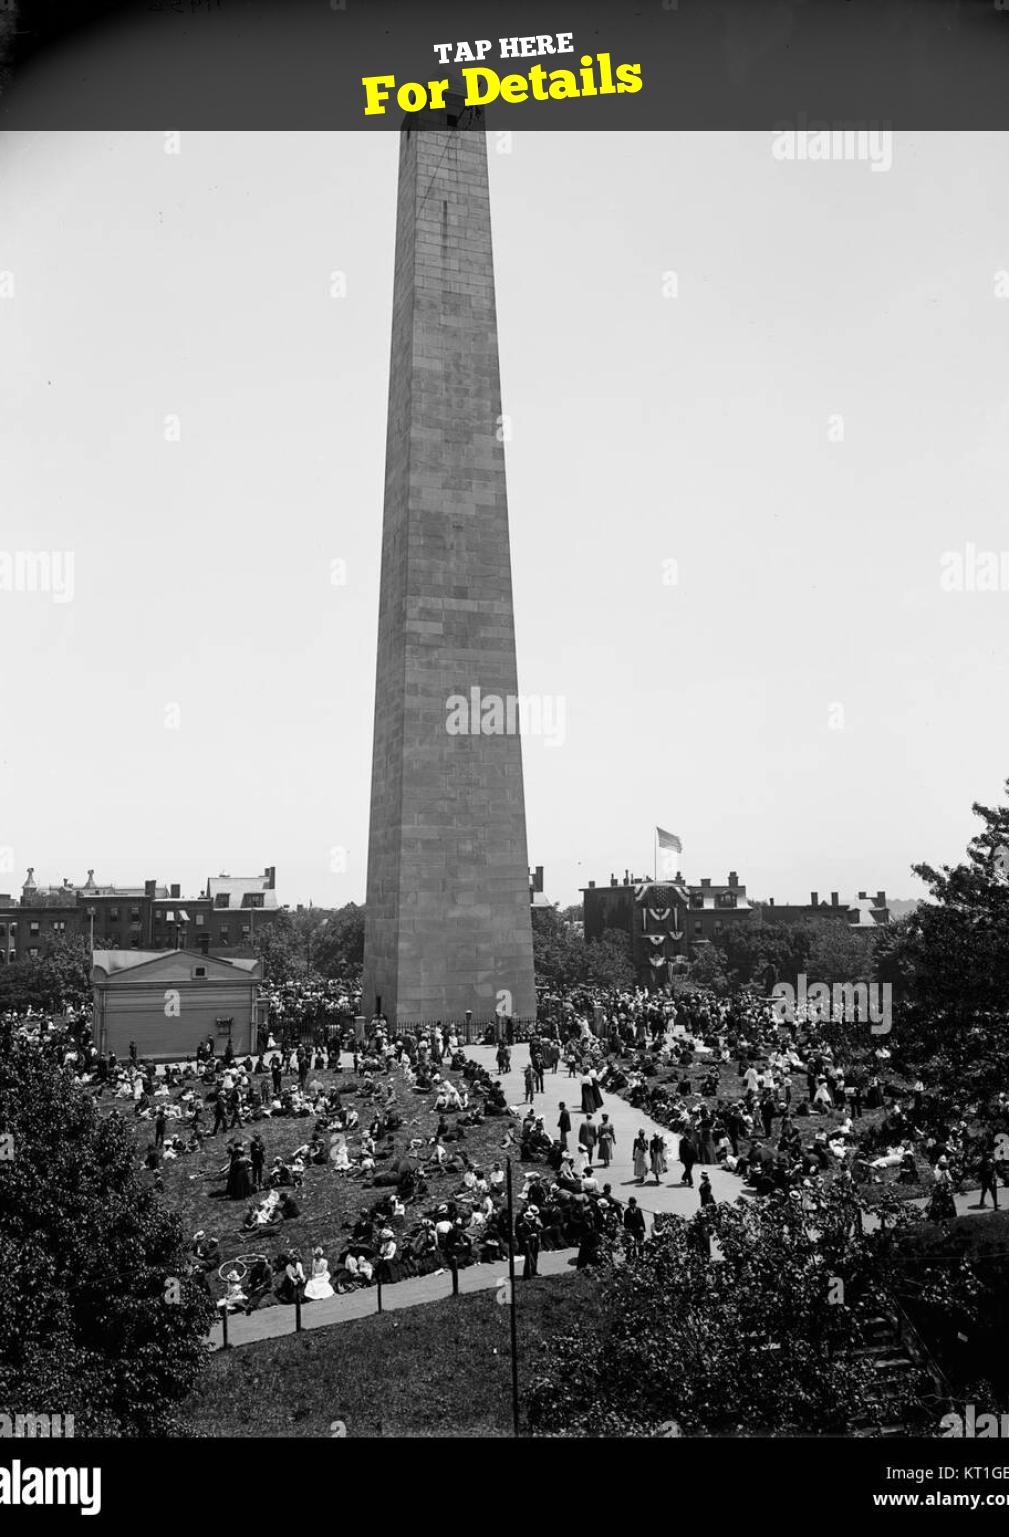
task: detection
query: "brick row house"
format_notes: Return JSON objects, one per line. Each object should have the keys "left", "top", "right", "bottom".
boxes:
{"left": 0, "top": 866, "right": 282, "bottom": 963}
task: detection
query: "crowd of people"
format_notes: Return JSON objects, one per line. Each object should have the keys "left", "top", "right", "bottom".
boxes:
{"left": 7, "top": 966, "right": 1009, "bottom": 1329}
{"left": 531, "top": 984, "right": 1009, "bottom": 1222}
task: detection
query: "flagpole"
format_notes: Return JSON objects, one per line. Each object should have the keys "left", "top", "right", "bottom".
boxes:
{"left": 653, "top": 827, "right": 657, "bottom": 882}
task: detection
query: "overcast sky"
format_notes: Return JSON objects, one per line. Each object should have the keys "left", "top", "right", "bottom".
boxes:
{"left": 2, "top": 130, "right": 1008, "bottom": 910}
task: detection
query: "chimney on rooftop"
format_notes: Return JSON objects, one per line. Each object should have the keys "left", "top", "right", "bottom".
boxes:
{"left": 858, "top": 890, "right": 867, "bottom": 901}
{"left": 831, "top": 892, "right": 839, "bottom": 907}
{"left": 265, "top": 866, "right": 276, "bottom": 889}
{"left": 144, "top": 880, "right": 156, "bottom": 899}
{"left": 588, "top": 880, "right": 596, "bottom": 889}
{"left": 876, "top": 890, "right": 886, "bottom": 907}
{"left": 728, "top": 871, "right": 738, "bottom": 887}
{"left": 810, "top": 891, "right": 819, "bottom": 907}
{"left": 700, "top": 877, "right": 711, "bottom": 888}
{"left": 170, "top": 884, "right": 180, "bottom": 900}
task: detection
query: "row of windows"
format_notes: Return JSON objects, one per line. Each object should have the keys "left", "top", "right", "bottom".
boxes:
{"left": 2, "top": 930, "right": 254, "bottom": 956}
{"left": 0, "top": 915, "right": 258, "bottom": 935}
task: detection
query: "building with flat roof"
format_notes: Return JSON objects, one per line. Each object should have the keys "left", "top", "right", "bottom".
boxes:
{"left": 0, "top": 865, "right": 283, "bottom": 963}
{"left": 581, "top": 868, "right": 890, "bottom": 989}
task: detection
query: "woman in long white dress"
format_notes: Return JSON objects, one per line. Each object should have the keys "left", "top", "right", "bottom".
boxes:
{"left": 304, "top": 1247, "right": 335, "bottom": 1300}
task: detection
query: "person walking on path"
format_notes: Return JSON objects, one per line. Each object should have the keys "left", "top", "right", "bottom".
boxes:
{"left": 632, "top": 1130, "right": 648, "bottom": 1184}
{"left": 623, "top": 1197, "right": 646, "bottom": 1258}
{"left": 523, "top": 1063, "right": 536, "bottom": 1104}
{"left": 579, "top": 1115, "right": 598, "bottom": 1169}
{"left": 679, "top": 1130, "right": 697, "bottom": 1188}
{"left": 597, "top": 1113, "right": 616, "bottom": 1169}
{"left": 557, "top": 1102, "right": 571, "bottom": 1153}
{"left": 977, "top": 1148, "right": 1000, "bottom": 1210}
{"left": 580, "top": 1069, "right": 603, "bottom": 1115}
{"left": 698, "top": 1172, "right": 715, "bottom": 1208}
{"left": 531, "top": 1047, "right": 545, "bottom": 1095}
{"left": 649, "top": 1131, "right": 667, "bottom": 1185}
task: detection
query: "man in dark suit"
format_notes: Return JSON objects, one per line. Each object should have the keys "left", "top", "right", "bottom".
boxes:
{"left": 623, "top": 1197, "right": 646, "bottom": 1257}
{"left": 557, "top": 1102, "right": 571, "bottom": 1152}
{"left": 516, "top": 1205, "right": 542, "bottom": 1279}
{"left": 250, "top": 1133, "right": 266, "bottom": 1191}
{"left": 679, "top": 1131, "right": 697, "bottom": 1187}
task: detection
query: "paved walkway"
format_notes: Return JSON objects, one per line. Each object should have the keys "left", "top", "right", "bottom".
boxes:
{"left": 206, "top": 1042, "right": 1007, "bottom": 1352}
{"left": 209, "top": 1247, "right": 578, "bottom": 1350}
{"left": 468, "top": 1041, "right": 745, "bottom": 1221}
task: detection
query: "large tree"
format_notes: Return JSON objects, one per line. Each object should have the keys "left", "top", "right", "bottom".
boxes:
{"left": 805, "top": 918, "right": 878, "bottom": 988}
{"left": 311, "top": 902, "right": 365, "bottom": 978}
{"left": 0, "top": 1028, "right": 214, "bottom": 1435}
{"left": 532, "top": 909, "right": 635, "bottom": 992}
{"left": 878, "top": 781, "right": 1009, "bottom": 1100}
{"left": 0, "top": 932, "right": 93, "bottom": 1013}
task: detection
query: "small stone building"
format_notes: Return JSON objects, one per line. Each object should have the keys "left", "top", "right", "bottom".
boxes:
{"left": 91, "top": 949, "right": 263, "bottom": 1062}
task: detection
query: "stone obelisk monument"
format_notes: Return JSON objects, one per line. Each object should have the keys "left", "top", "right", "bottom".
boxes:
{"left": 362, "top": 94, "right": 537, "bottom": 1028}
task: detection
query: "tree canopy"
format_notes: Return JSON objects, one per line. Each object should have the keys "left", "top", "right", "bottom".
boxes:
{"left": 527, "top": 1186, "right": 959, "bottom": 1437}
{"left": 877, "top": 781, "right": 1009, "bottom": 1100}
{"left": 0, "top": 932, "right": 93, "bottom": 1013}
{"left": 255, "top": 903, "right": 364, "bottom": 985}
{"left": 532, "top": 908, "right": 636, "bottom": 992}
{"left": 0, "top": 1027, "right": 214, "bottom": 1435}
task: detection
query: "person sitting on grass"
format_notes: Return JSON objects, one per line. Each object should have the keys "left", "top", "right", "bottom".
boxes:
{"left": 243, "top": 1256, "right": 274, "bottom": 1314}
{"left": 189, "top": 1230, "right": 221, "bottom": 1271}
{"left": 218, "top": 1269, "right": 247, "bottom": 1313}
{"left": 344, "top": 1251, "right": 374, "bottom": 1285}
{"left": 274, "top": 1251, "right": 306, "bottom": 1305}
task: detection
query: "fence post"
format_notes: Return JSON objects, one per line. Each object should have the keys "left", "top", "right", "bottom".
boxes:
{"left": 376, "top": 1277, "right": 383, "bottom": 1314}
{"left": 450, "top": 1255, "right": 459, "bottom": 1296}
{"left": 220, "top": 1303, "right": 229, "bottom": 1349}
{"left": 295, "top": 1285, "right": 303, "bottom": 1333}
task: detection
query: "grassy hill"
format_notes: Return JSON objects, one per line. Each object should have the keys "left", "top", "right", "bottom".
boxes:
{"left": 178, "top": 1271, "right": 595, "bottom": 1437}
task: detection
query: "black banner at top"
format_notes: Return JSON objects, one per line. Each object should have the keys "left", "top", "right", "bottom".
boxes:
{"left": 2, "top": 0, "right": 1009, "bottom": 129}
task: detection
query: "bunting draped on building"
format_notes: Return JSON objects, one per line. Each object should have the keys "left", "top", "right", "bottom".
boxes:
{"left": 649, "top": 907, "right": 670, "bottom": 923}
